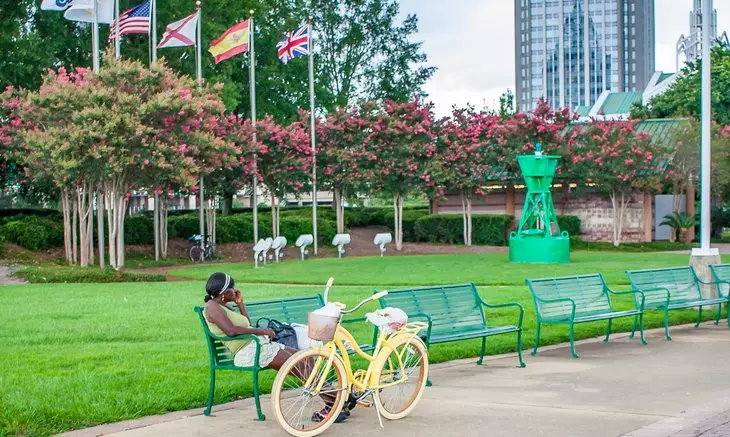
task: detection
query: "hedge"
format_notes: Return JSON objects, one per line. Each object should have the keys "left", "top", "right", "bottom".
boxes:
{"left": 557, "top": 215, "right": 581, "bottom": 236}
{"left": 0, "top": 216, "right": 64, "bottom": 250}
{"left": 13, "top": 265, "right": 165, "bottom": 283}
{"left": 413, "top": 214, "right": 514, "bottom": 246}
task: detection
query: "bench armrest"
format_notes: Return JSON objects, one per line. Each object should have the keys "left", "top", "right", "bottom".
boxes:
{"left": 716, "top": 280, "right": 730, "bottom": 299}
{"left": 606, "top": 287, "right": 646, "bottom": 310}
{"left": 479, "top": 299, "right": 525, "bottom": 329}
{"left": 532, "top": 295, "right": 576, "bottom": 321}
{"left": 209, "top": 333, "right": 262, "bottom": 345}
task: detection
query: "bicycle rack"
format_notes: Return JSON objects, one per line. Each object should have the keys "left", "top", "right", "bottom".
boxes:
{"left": 295, "top": 234, "right": 313, "bottom": 261}
{"left": 271, "top": 236, "right": 287, "bottom": 262}
{"left": 373, "top": 233, "right": 392, "bottom": 256}
{"left": 332, "top": 233, "right": 351, "bottom": 258}
{"left": 253, "top": 238, "right": 272, "bottom": 268}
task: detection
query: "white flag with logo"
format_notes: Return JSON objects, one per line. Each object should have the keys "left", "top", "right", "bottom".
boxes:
{"left": 63, "top": 0, "right": 114, "bottom": 23}
{"left": 41, "top": 0, "right": 74, "bottom": 11}
{"left": 158, "top": 11, "right": 199, "bottom": 49}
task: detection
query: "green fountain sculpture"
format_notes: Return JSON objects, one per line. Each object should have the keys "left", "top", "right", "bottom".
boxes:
{"left": 508, "top": 143, "right": 570, "bottom": 263}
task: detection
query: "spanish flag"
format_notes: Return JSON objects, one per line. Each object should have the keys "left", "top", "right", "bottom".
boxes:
{"left": 209, "top": 19, "right": 250, "bottom": 64}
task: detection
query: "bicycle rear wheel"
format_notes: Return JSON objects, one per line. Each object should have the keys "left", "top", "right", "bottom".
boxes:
{"left": 189, "top": 246, "right": 202, "bottom": 263}
{"left": 271, "top": 348, "right": 348, "bottom": 437}
{"left": 372, "top": 336, "right": 428, "bottom": 420}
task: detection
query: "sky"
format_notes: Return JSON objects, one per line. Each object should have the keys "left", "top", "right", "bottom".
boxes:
{"left": 399, "top": 0, "right": 730, "bottom": 117}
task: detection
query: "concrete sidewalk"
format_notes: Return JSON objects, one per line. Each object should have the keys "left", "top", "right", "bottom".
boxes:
{"left": 59, "top": 323, "right": 730, "bottom": 437}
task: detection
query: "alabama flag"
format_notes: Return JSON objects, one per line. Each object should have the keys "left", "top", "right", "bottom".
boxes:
{"left": 158, "top": 11, "right": 200, "bottom": 49}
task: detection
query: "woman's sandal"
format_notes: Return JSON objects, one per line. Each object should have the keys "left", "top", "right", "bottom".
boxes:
{"left": 311, "top": 406, "right": 348, "bottom": 423}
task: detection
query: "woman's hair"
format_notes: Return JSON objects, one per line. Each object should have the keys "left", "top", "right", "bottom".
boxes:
{"left": 204, "top": 272, "right": 235, "bottom": 302}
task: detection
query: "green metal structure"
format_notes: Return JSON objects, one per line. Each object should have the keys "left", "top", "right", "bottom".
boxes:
{"left": 526, "top": 273, "right": 646, "bottom": 358}
{"left": 509, "top": 144, "right": 570, "bottom": 263}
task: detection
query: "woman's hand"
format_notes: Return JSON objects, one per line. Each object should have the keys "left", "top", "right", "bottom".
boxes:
{"left": 233, "top": 289, "right": 243, "bottom": 304}
{"left": 261, "top": 329, "right": 276, "bottom": 340}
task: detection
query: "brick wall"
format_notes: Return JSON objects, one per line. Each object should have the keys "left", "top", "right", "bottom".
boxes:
{"left": 436, "top": 188, "right": 647, "bottom": 243}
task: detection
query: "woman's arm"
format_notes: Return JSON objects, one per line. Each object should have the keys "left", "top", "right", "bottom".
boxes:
{"left": 233, "top": 290, "right": 250, "bottom": 320}
{"left": 205, "top": 303, "right": 274, "bottom": 338}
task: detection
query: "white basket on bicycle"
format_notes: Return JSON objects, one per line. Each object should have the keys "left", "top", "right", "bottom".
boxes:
{"left": 366, "top": 307, "right": 408, "bottom": 334}
{"left": 308, "top": 303, "right": 341, "bottom": 342}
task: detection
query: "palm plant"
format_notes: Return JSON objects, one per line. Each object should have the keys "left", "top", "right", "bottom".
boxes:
{"left": 660, "top": 211, "right": 697, "bottom": 242}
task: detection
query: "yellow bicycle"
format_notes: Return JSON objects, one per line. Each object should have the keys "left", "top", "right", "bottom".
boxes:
{"left": 271, "top": 278, "right": 429, "bottom": 437}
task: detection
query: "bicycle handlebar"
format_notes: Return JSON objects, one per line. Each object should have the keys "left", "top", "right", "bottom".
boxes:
{"left": 322, "top": 277, "right": 388, "bottom": 315}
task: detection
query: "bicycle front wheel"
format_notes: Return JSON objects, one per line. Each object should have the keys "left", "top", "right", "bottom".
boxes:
{"left": 372, "top": 336, "right": 429, "bottom": 420}
{"left": 271, "top": 348, "right": 348, "bottom": 437}
{"left": 189, "top": 246, "right": 202, "bottom": 263}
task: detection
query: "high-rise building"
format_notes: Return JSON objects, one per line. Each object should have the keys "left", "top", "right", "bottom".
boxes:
{"left": 514, "top": 0, "right": 655, "bottom": 112}
{"left": 678, "top": 0, "right": 718, "bottom": 64}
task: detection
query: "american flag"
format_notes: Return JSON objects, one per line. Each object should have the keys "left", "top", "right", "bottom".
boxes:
{"left": 276, "top": 24, "right": 309, "bottom": 64}
{"left": 109, "top": 0, "right": 151, "bottom": 41}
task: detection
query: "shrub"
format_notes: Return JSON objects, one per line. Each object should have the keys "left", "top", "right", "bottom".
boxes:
{"left": 124, "top": 216, "right": 154, "bottom": 245}
{"left": 380, "top": 209, "right": 430, "bottom": 241}
{"left": 0, "top": 209, "right": 61, "bottom": 219}
{"left": 13, "top": 265, "right": 166, "bottom": 283}
{"left": 557, "top": 215, "right": 581, "bottom": 236}
{"left": 1, "top": 217, "right": 64, "bottom": 250}
{"left": 413, "top": 214, "right": 513, "bottom": 246}
{"left": 168, "top": 214, "right": 201, "bottom": 239}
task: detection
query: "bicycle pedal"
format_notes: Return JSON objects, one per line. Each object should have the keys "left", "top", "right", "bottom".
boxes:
{"left": 356, "top": 400, "right": 373, "bottom": 408}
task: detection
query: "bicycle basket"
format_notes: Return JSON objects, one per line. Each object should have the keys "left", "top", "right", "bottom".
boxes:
{"left": 307, "top": 312, "right": 339, "bottom": 342}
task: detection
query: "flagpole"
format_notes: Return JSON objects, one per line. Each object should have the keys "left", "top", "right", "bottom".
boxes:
{"left": 249, "top": 10, "right": 259, "bottom": 243}
{"left": 92, "top": 0, "right": 100, "bottom": 72}
{"left": 114, "top": 0, "right": 121, "bottom": 58}
{"left": 196, "top": 0, "right": 204, "bottom": 240}
{"left": 151, "top": 0, "right": 157, "bottom": 64}
{"left": 308, "top": 17, "right": 318, "bottom": 255}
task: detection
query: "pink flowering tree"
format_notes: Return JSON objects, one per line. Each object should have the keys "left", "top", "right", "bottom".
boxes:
{"left": 435, "top": 107, "right": 501, "bottom": 246}
{"left": 358, "top": 99, "right": 437, "bottom": 250}
{"left": 571, "top": 120, "right": 665, "bottom": 246}
{"left": 315, "top": 104, "right": 374, "bottom": 233}
{"left": 1, "top": 54, "right": 234, "bottom": 268}
{"left": 255, "top": 116, "right": 313, "bottom": 238}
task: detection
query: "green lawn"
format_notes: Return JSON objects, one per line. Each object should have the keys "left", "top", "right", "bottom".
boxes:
{"left": 1, "top": 277, "right": 726, "bottom": 436}
{"left": 169, "top": 251, "right": 711, "bottom": 286}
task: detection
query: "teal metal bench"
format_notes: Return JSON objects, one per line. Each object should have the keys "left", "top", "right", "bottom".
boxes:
{"left": 710, "top": 264, "right": 730, "bottom": 327}
{"left": 626, "top": 266, "right": 729, "bottom": 341}
{"left": 377, "top": 283, "right": 525, "bottom": 370}
{"left": 526, "top": 273, "right": 645, "bottom": 358}
{"left": 195, "top": 294, "right": 377, "bottom": 420}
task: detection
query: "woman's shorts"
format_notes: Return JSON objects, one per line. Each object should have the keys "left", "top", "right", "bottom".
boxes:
{"left": 233, "top": 336, "right": 285, "bottom": 368}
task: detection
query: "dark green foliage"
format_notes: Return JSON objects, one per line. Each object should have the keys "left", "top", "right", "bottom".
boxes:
{"left": 0, "top": 216, "right": 63, "bottom": 250}
{"left": 13, "top": 265, "right": 165, "bottom": 283}
{"left": 124, "top": 216, "right": 154, "bottom": 245}
{"left": 413, "top": 215, "right": 514, "bottom": 246}
{"left": 557, "top": 215, "right": 581, "bottom": 236}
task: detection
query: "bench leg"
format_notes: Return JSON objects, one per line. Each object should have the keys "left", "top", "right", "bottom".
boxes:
{"left": 695, "top": 306, "right": 703, "bottom": 328}
{"left": 638, "top": 312, "right": 647, "bottom": 345}
{"left": 727, "top": 302, "right": 730, "bottom": 328}
{"left": 252, "top": 369, "right": 266, "bottom": 421}
{"left": 629, "top": 314, "right": 637, "bottom": 339}
{"left": 714, "top": 303, "right": 722, "bottom": 326}
{"left": 603, "top": 319, "right": 612, "bottom": 343}
{"left": 476, "top": 337, "right": 486, "bottom": 366}
{"left": 664, "top": 308, "right": 672, "bottom": 341}
{"left": 204, "top": 368, "right": 216, "bottom": 416}
{"left": 516, "top": 329, "right": 526, "bottom": 368}
{"left": 424, "top": 340, "right": 432, "bottom": 387}
{"left": 531, "top": 323, "right": 541, "bottom": 356}
{"left": 569, "top": 323, "right": 579, "bottom": 359}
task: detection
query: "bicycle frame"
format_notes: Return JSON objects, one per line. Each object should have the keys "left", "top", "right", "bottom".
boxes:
{"left": 308, "top": 320, "right": 428, "bottom": 395}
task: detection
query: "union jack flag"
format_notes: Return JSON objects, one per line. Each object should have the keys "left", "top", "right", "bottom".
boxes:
{"left": 276, "top": 24, "right": 309, "bottom": 64}
{"left": 109, "top": 0, "right": 151, "bottom": 41}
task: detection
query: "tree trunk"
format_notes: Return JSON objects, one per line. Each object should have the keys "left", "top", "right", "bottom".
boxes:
{"left": 88, "top": 193, "right": 94, "bottom": 266}
{"left": 107, "top": 188, "right": 116, "bottom": 270}
{"left": 271, "top": 194, "right": 279, "bottom": 238}
{"left": 160, "top": 196, "right": 169, "bottom": 259}
{"left": 71, "top": 193, "right": 78, "bottom": 265}
{"left": 466, "top": 195, "right": 473, "bottom": 246}
{"left": 77, "top": 186, "right": 89, "bottom": 268}
{"left": 61, "top": 189, "right": 72, "bottom": 264}
{"left": 205, "top": 195, "right": 216, "bottom": 245}
{"left": 393, "top": 193, "right": 404, "bottom": 251}
{"left": 610, "top": 190, "right": 631, "bottom": 247}
{"left": 154, "top": 194, "right": 160, "bottom": 261}
{"left": 334, "top": 187, "right": 344, "bottom": 234}
{"left": 222, "top": 191, "right": 234, "bottom": 215}
{"left": 460, "top": 190, "right": 468, "bottom": 246}
{"left": 97, "top": 188, "right": 105, "bottom": 269}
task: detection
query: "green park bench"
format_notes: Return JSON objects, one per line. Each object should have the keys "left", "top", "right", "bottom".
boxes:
{"left": 626, "top": 266, "right": 729, "bottom": 341}
{"left": 377, "top": 283, "right": 526, "bottom": 372}
{"left": 710, "top": 264, "right": 730, "bottom": 327}
{"left": 526, "top": 273, "right": 646, "bottom": 358}
{"left": 194, "top": 294, "right": 377, "bottom": 420}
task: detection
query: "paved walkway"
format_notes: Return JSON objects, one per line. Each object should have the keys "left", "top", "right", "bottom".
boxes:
{"left": 59, "top": 323, "right": 730, "bottom": 437}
